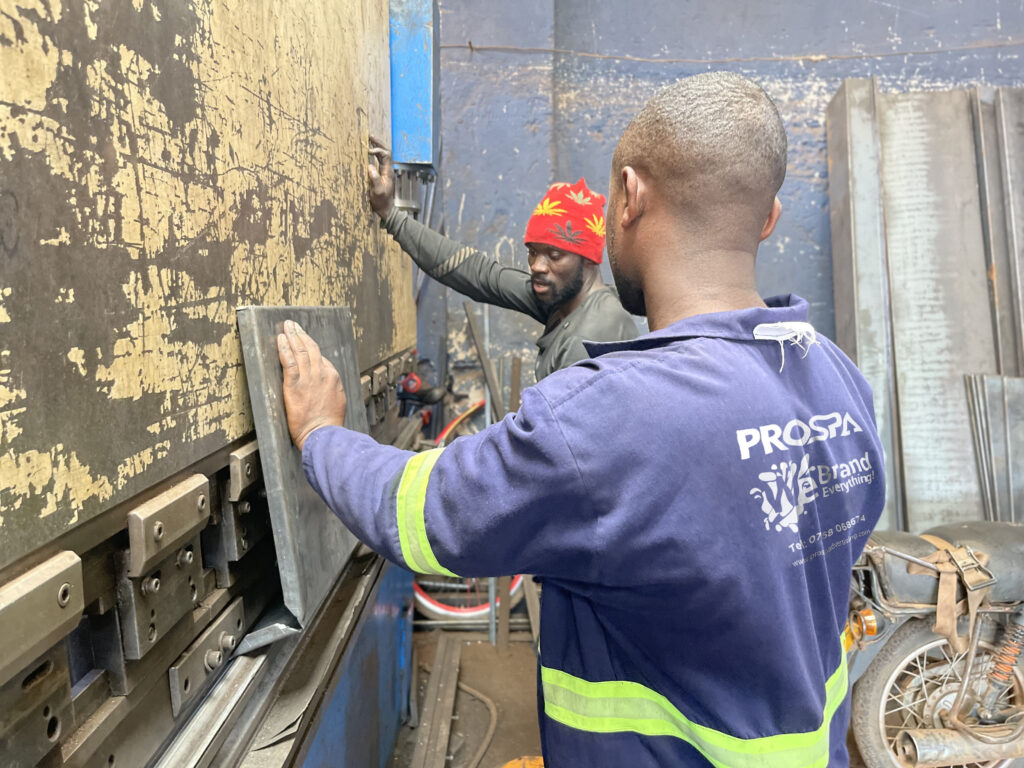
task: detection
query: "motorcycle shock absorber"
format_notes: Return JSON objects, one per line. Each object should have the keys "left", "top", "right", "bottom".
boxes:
{"left": 978, "top": 609, "right": 1024, "bottom": 721}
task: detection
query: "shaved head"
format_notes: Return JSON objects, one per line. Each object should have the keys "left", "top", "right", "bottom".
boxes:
{"left": 612, "top": 72, "right": 787, "bottom": 224}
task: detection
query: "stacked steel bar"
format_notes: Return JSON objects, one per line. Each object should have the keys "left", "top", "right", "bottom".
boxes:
{"left": 965, "top": 375, "right": 1024, "bottom": 523}
{"left": 827, "top": 80, "right": 1024, "bottom": 532}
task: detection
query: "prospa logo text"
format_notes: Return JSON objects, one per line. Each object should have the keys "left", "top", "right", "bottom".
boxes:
{"left": 736, "top": 412, "right": 864, "bottom": 460}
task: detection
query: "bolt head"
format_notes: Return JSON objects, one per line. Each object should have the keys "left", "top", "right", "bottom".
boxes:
{"left": 245, "top": 463, "right": 253, "bottom": 478}
{"left": 203, "top": 649, "right": 223, "bottom": 671}
{"left": 57, "top": 583, "right": 72, "bottom": 608}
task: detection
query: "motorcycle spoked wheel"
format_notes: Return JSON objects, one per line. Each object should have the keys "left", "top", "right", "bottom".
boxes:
{"left": 851, "top": 618, "right": 1024, "bottom": 768}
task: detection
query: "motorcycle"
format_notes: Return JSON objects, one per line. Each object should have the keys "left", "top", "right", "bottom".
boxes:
{"left": 848, "top": 521, "right": 1024, "bottom": 767}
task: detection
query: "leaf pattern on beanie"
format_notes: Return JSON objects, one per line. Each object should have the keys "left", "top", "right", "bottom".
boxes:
{"left": 549, "top": 222, "right": 585, "bottom": 246}
{"left": 533, "top": 197, "right": 566, "bottom": 217}
{"left": 585, "top": 214, "right": 605, "bottom": 237}
{"left": 567, "top": 190, "right": 592, "bottom": 206}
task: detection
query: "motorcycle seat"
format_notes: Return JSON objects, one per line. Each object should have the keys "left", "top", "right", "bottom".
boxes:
{"left": 865, "top": 522, "right": 1024, "bottom": 605}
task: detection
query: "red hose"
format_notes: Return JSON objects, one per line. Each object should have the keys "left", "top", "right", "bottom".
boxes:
{"left": 435, "top": 399, "right": 486, "bottom": 445}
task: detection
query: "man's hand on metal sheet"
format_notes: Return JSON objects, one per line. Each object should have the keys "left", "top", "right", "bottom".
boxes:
{"left": 367, "top": 135, "right": 395, "bottom": 218}
{"left": 277, "top": 320, "right": 346, "bottom": 451}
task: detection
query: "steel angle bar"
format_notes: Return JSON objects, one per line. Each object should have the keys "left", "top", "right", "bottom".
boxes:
{"left": 1005, "top": 377, "right": 1024, "bottom": 523}
{"left": 966, "top": 376, "right": 992, "bottom": 521}
{"left": 984, "top": 375, "right": 1012, "bottom": 521}
{"left": 996, "top": 89, "right": 1024, "bottom": 371}
{"left": 975, "top": 375, "right": 996, "bottom": 521}
{"left": 826, "top": 78, "right": 904, "bottom": 530}
{"left": 877, "top": 87, "right": 994, "bottom": 529}
{"left": 972, "top": 90, "right": 1020, "bottom": 376}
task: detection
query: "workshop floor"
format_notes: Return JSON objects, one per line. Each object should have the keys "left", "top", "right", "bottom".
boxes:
{"left": 389, "top": 630, "right": 876, "bottom": 768}
{"left": 390, "top": 631, "right": 542, "bottom": 768}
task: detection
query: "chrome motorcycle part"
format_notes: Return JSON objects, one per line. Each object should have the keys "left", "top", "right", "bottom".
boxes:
{"left": 898, "top": 725, "right": 1024, "bottom": 766}
{"left": 852, "top": 618, "right": 1024, "bottom": 768}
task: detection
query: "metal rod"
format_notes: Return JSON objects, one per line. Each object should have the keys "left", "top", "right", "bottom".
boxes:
{"left": 414, "top": 619, "right": 531, "bottom": 631}
{"left": 874, "top": 546, "right": 941, "bottom": 572}
{"left": 488, "top": 577, "right": 497, "bottom": 645}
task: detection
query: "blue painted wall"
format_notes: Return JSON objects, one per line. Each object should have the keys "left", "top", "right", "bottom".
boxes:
{"left": 434, "top": 0, "right": 1024, "bottom": 373}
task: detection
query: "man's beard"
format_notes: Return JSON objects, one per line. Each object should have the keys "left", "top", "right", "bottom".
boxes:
{"left": 537, "top": 260, "right": 585, "bottom": 308}
{"left": 607, "top": 228, "right": 645, "bottom": 316}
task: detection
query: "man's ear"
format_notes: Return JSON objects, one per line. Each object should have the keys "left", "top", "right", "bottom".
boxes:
{"left": 760, "top": 196, "right": 782, "bottom": 242}
{"left": 620, "top": 166, "right": 645, "bottom": 229}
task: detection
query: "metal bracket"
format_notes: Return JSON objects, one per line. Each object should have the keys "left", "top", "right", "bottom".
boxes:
{"left": 126, "top": 474, "right": 211, "bottom": 578}
{"left": 167, "top": 597, "right": 246, "bottom": 716}
{"left": 0, "top": 551, "right": 84, "bottom": 688}
{"left": 0, "top": 644, "right": 72, "bottom": 765}
{"left": 116, "top": 536, "right": 206, "bottom": 660}
{"left": 228, "top": 441, "right": 261, "bottom": 502}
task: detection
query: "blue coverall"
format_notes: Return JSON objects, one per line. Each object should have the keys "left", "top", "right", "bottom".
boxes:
{"left": 302, "top": 295, "right": 885, "bottom": 767}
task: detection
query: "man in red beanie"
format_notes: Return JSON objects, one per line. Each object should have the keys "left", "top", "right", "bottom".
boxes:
{"left": 367, "top": 138, "right": 637, "bottom": 380}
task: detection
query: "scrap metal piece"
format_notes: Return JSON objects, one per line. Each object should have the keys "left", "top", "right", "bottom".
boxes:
{"left": 126, "top": 474, "right": 211, "bottom": 578}
{"left": 167, "top": 597, "right": 246, "bottom": 716}
{"left": 228, "top": 441, "right": 261, "bottom": 502}
{"left": 0, "top": 644, "right": 72, "bottom": 767}
{"left": 235, "top": 603, "right": 302, "bottom": 655}
{"left": 0, "top": 551, "right": 83, "bottom": 688}
{"left": 115, "top": 536, "right": 206, "bottom": 660}
{"left": 236, "top": 306, "right": 368, "bottom": 626}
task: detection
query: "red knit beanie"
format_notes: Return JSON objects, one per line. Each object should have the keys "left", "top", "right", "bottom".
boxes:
{"left": 523, "top": 178, "right": 606, "bottom": 264}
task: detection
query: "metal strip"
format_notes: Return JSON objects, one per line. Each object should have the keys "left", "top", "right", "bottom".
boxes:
{"left": 410, "top": 633, "right": 462, "bottom": 768}
{"left": 463, "top": 301, "right": 508, "bottom": 422}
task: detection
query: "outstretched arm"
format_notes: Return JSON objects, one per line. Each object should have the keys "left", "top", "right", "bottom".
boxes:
{"left": 279, "top": 322, "right": 599, "bottom": 580}
{"left": 368, "top": 137, "right": 547, "bottom": 323}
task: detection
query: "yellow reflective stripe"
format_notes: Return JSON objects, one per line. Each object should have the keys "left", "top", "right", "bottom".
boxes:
{"left": 542, "top": 653, "right": 847, "bottom": 768}
{"left": 395, "top": 449, "right": 458, "bottom": 577}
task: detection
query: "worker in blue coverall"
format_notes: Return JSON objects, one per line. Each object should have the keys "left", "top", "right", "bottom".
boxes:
{"left": 276, "top": 72, "right": 885, "bottom": 767}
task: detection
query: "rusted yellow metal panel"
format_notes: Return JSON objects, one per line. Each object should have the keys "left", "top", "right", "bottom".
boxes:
{"left": 0, "top": 0, "right": 415, "bottom": 569}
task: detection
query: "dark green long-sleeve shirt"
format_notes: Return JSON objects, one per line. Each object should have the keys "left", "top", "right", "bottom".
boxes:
{"left": 384, "top": 207, "right": 638, "bottom": 380}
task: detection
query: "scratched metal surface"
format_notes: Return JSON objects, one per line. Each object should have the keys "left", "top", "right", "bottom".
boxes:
{"left": 826, "top": 78, "right": 904, "bottom": 532}
{"left": 237, "top": 306, "right": 366, "bottom": 626}
{"left": 877, "top": 89, "right": 996, "bottom": 530}
{"left": 0, "top": 0, "right": 416, "bottom": 570}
